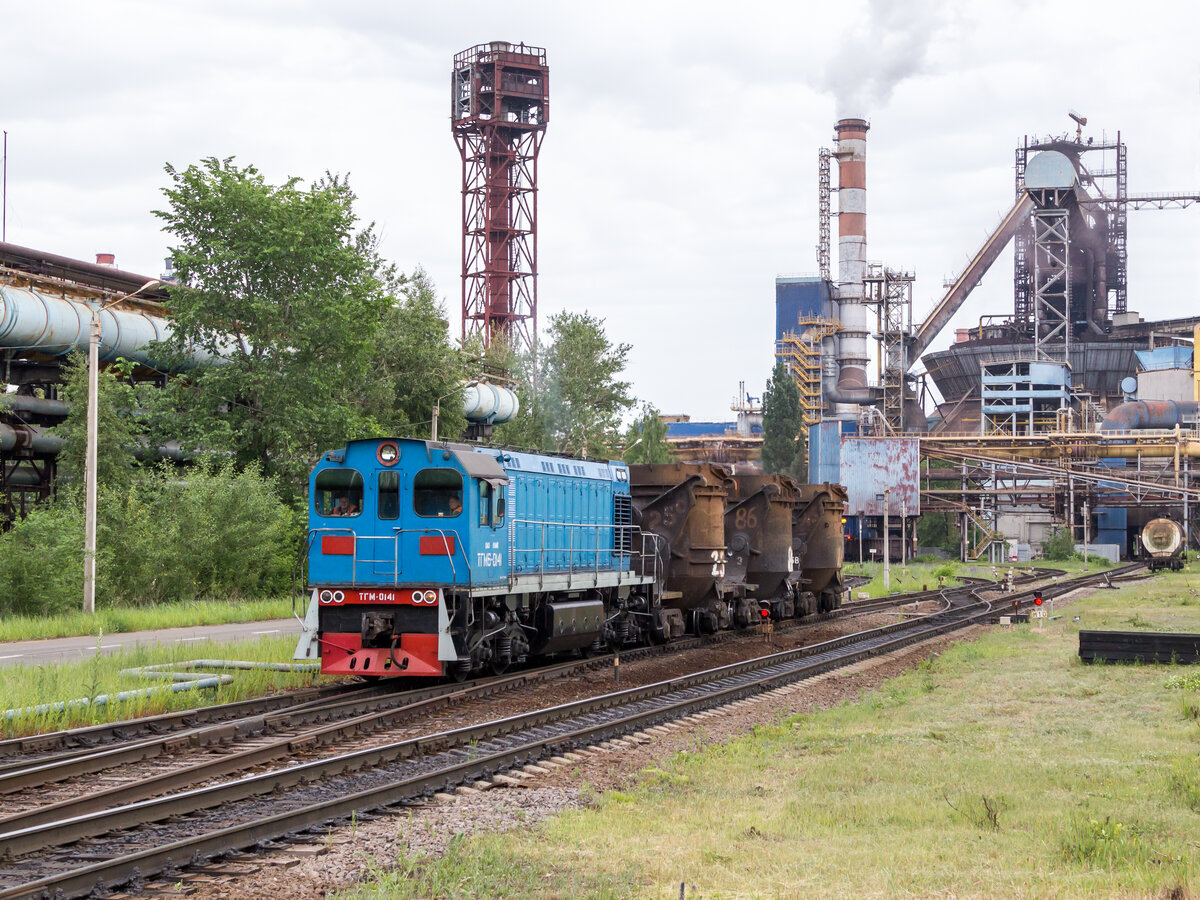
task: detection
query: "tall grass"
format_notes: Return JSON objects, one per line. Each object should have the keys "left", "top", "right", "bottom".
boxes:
{"left": 0, "top": 462, "right": 299, "bottom": 617}
{"left": 842, "top": 560, "right": 965, "bottom": 598}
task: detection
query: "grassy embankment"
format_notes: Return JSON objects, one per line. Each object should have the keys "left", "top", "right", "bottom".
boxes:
{"left": 843, "top": 559, "right": 966, "bottom": 598}
{"left": 346, "top": 572, "right": 1200, "bottom": 899}
{"left": 0, "top": 596, "right": 294, "bottom": 643}
{"left": 1, "top": 635, "right": 321, "bottom": 738}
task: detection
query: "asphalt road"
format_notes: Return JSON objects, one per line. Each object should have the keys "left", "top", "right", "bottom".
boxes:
{"left": 0, "top": 618, "right": 303, "bottom": 668}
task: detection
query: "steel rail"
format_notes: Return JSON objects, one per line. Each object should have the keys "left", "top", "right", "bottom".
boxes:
{"left": 0, "top": 571, "right": 1051, "bottom": 797}
{"left": 0, "top": 567, "right": 1131, "bottom": 900}
{"left": 0, "top": 592, "right": 929, "bottom": 825}
{"left": 0, "top": 680, "right": 378, "bottom": 762}
{"left": 0, "top": 589, "right": 1000, "bottom": 858}
{"left": 0, "top": 576, "right": 966, "bottom": 785}
{"left": 0, "top": 564, "right": 1126, "bottom": 893}
{"left": 0, "top": 565, "right": 1132, "bottom": 899}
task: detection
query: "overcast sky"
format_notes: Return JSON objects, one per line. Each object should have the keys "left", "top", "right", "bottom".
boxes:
{"left": 3, "top": 0, "right": 1197, "bottom": 420}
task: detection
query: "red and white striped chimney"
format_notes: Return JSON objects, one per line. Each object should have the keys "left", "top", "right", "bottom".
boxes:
{"left": 834, "top": 117, "right": 869, "bottom": 396}
{"left": 95, "top": 252, "right": 116, "bottom": 268}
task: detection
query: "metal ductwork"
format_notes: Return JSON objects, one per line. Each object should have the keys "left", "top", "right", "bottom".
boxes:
{"left": 2, "top": 395, "right": 69, "bottom": 417}
{"left": 0, "top": 285, "right": 226, "bottom": 370}
{"left": 834, "top": 118, "right": 870, "bottom": 408}
{"left": 0, "top": 422, "right": 66, "bottom": 454}
{"left": 1099, "top": 399, "right": 1200, "bottom": 432}
{"left": 0, "top": 422, "right": 187, "bottom": 461}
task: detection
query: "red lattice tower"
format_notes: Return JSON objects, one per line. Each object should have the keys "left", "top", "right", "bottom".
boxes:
{"left": 451, "top": 42, "right": 549, "bottom": 352}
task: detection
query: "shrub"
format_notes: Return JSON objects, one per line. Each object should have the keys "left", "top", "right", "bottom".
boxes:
{"left": 1043, "top": 527, "right": 1075, "bottom": 560}
{"left": 0, "top": 503, "right": 87, "bottom": 616}
{"left": 0, "top": 462, "right": 296, "bottom": 615}
{"left": 99, "top": 461, "right": 295, "bottom": 604}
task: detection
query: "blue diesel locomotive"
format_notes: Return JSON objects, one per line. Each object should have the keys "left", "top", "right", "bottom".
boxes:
{"left": 294, "top": 437, "right": 846, "bottom": 679}
{"left": 294, "top": 437, "right": 661, "bottom": 679}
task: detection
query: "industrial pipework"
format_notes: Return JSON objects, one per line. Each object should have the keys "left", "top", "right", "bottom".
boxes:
{"left": 1099, "top": 399, "right": 1200, "bottom": 432}
{"left": 0, "top": 284, "right": 225, "bottom": 369}
{"left": 833, "top": 118, "right": 870, "bottom": 407}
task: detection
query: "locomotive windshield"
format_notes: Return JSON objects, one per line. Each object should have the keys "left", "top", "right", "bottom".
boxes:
{"left": 314, "top": 468, "right": 363, "bottom": 517}
{"left": 414, "top": 469, "right": 463, "bottom": 517}
{"left": 378, "top": 471, "right": 400, "bottom": 520}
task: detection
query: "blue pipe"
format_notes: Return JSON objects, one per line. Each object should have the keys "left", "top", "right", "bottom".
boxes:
{"left": 2, "top": 659, "right": 319, "bottom": 722}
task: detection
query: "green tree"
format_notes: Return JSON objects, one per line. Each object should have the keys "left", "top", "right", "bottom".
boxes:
{"left": 51, "top": 352, "right": 141, "bottom": 497}
{"left": 523, "top": 311, "right": 634, "bottom": 458}
{"left": 488, "top": 338, "right": 544, "bottom": 451}
{"left": 623, "top": 404, "right": 674, "bottom": 464}
{"left": 361, "top": 268, "right": 467, "bottom": 438}
{"left": 150, "top": 158, "right": 393, "bottom": 493}
{"left": 761, "top": 362, "right": 807, "bottom": 479}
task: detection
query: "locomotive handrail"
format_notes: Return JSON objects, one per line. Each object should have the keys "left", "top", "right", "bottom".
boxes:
{"left": 307, "top": 527, "right": 470, "bottom": 588}
{"left": 389, "top": 528, "right": 470, "bottom": 588}
{"left": 309, "top": 519, "right": 658, "bottom": 592}
{"left": 509, "top": 518, "right": 660, "bottom": 586}
{"left": 308, "top": 527, "right": 359, "bottom": 583}
{"left": 291, "top": 530, "right": 321, "bottom": 623}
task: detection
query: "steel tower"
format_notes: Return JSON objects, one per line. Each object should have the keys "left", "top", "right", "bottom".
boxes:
{"left": 451, "top": 42, "right": 549, "bottom": 352}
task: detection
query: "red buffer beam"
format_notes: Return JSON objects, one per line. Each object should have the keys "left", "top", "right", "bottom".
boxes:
{"left": 451, "top": 42, "right": 549, "bottom": 352}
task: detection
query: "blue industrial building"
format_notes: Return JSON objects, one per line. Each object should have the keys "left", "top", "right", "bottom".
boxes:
{"left": 775, "top": 276, "right": 832, "bottom": 343}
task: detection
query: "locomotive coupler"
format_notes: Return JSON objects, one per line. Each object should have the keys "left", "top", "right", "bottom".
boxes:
{"left": 362, "top": 610, "right": 397, "bottom": 649}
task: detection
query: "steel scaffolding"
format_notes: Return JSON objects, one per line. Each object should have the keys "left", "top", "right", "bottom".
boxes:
{"left": 776, "top": 316, "right": 841, "bottom": 426}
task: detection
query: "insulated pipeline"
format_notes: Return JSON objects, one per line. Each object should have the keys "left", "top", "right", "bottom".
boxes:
{"left": 0, "top": 284, "right": 227, "bottom": 369}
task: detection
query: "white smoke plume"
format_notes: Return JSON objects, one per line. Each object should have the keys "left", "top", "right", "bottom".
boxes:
{"left": 822, "top": 0, "right": 950, "bottom": 116}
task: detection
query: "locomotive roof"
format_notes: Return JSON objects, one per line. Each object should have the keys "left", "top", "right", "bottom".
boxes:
{"left": 335, "top": 437, "right": 625, "bottom": 482}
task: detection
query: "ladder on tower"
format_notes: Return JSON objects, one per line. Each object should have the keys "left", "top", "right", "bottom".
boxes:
{"left": 776, "top": 316, "right": 841, "bottom": 426}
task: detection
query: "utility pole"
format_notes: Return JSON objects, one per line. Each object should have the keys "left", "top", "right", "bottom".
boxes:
{"left": 2, "top": 130, "right": 7, "bottom": 243}
{"left": 1083, "top": 500, "right": 1090, "bottom": 572}
{"left": 883, "top": 488, "right": 891, "bottom": 591}
{"left": 84, "top": 280, "right": 160, "bottom": 614}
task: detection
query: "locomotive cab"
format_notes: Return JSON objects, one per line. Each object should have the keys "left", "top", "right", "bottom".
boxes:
{"left": 299, "top": 438, "right": 511, "bottom": 677}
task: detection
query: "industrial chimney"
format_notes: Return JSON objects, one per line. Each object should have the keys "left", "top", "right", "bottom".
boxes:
{"left": 834, "top": 118, "right": 870, "bottom": 403}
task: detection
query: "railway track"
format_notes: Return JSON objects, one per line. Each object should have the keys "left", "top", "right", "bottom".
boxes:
{"left": 0, "top": 574, "right": 978, "bottom": 779}
{"left": 0, "top": 572, "right": 1054, "bottom": 816}
{"left": 0, "top": 604, "right": 927, "bottom": 824}
{"left": 0, "top": 565, "right": 1127, "bottom": 899}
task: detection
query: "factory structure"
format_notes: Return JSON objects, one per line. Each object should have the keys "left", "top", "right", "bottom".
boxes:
{"left": 778, "top": 115, "right": 1200, "bottom": 562}
{"left": 1, "top": 39, "right": 1197, "bottom": 570}
{"left": 451, "top": 41, "right": 549, "bottom": 355}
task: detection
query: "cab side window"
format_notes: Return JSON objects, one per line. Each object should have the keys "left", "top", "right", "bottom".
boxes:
{"left": 315, "top": 468, "right": 363, "bottom": 518}
{"left": 478, "top": 480, "right": 491, "bottom": 527}
{"left": 413, "top": 469, "right": 463, "bottom": 518}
